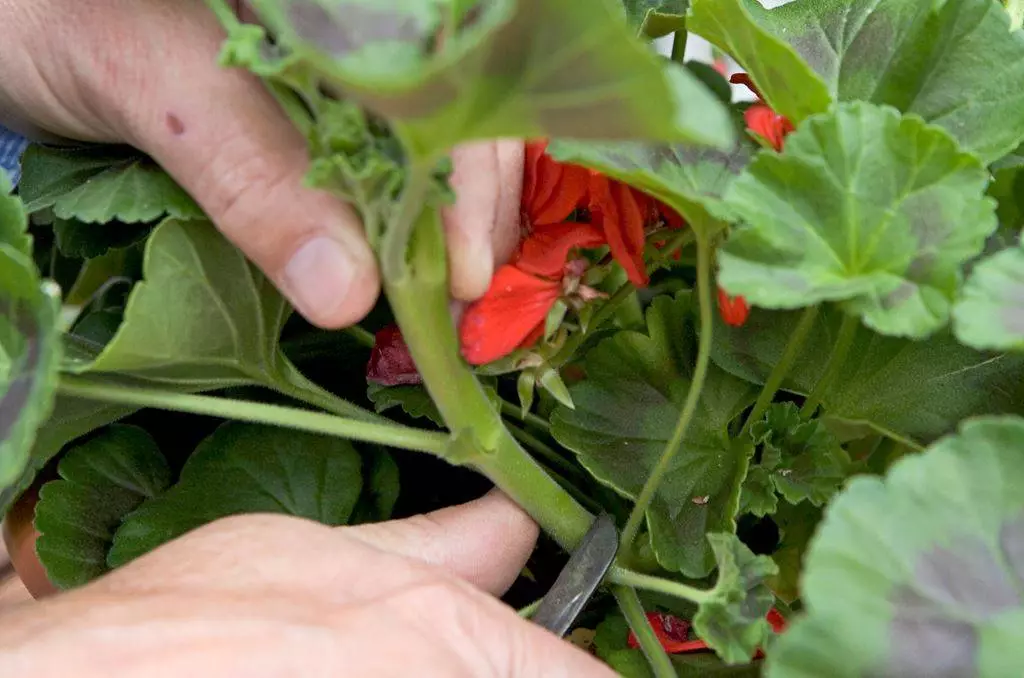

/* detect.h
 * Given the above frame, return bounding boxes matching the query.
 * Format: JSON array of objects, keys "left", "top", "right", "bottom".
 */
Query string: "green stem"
[
  {"left": 608, "top": 566, "right": 711, "bottom": 605},
  {"left": 550, "top": 281, "right": 636, "bottom": 369},
  {"left": 344, "top": 325, "right": 377, "bottom": 349},
  {"left": 506, "top": 423, "right": 581, "bottom": 481},
  {"left": 384, "top": 204, "right": 592, "bottom": 551},
  {"left": 670, "top": 27, "right": 688, "bottom": 64},
  {"left": 613, "top": 586, "right": 676, "bottom": 678},
  {"left": 517, "top": 598, "right": 543, "bottom": 619},
  {"left": 57, "top": 376, "right": 452, "bottom": 457},
  {"left": 204, "top": 0, "right": 240, "bottom": 28},
  {"left": 382, "top": 162, "right": 434, "bottom": 281},
  {"left": 499, "top": 399, "right": 551, "bottom": 434},
  {"left": 739, "top": 305, "right": 819, "bottom": 437},
  {"left": 272, "top": 359, "right": 383, "bottom": 423},
  {"left": 800, "top": 312, "right": 859, "bottom": 419},
  {"left": 619, "top": 236, "right": 714, "bottom": 553}
]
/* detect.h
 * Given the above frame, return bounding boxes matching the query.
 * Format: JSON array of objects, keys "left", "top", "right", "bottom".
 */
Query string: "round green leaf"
[
  {"left": 953, "top": 244, "right": 1024, "bottom": 351},
  {"left": 719, "top": 103, "right": 996, "bottom": 339},
  {"left": 766, "top": 416, "right": 1024, "bottom": 677},
  {"left": 108, "top": 422, "right": 365, "bottom": 567},
  {"left": 551, "top": 293, "right": 758, "bottom": 577},
  {"left": 34, "top": 425, "right": 172, "bottom": 589}
]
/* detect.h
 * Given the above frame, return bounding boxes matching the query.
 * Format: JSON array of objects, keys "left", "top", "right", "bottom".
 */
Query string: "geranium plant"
[{"left": 3, "top": 0, "right": 1024, "bottom": 674}]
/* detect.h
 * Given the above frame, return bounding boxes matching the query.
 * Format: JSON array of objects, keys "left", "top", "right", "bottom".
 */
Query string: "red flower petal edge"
[
  {"left": 460, "top": 266, "right": 562, "bottom": 365},
  {"left": 717, "top": 287, "right": 750, "bottom": 327},
  {"left": 515, "top": 222, "right": 606, "bottom": 278},
  {"left": 367, "top": 325, "right": 422, "bottom": 386},
  {"left": 744, "top": 104, "right": 795, "bottom": 152},
  {"left": 626, "top": 608, "right": 788, "bottom": 657}
]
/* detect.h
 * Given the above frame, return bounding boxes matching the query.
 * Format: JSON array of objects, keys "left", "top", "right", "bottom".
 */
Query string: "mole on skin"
[{"left": 166, "top": 113, "right": 186, "bottom": 136}]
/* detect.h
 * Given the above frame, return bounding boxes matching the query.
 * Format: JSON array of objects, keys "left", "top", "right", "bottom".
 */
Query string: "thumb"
[
  {"left": 120, "top": 3, "right": 378, "bottom": 328},
  {"left": 346, "top": 489, "right": 539, "bottom": 596}
]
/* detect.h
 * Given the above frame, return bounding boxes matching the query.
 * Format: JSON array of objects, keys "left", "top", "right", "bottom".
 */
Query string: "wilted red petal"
[
  {"left": 460, "top": 266, "right": 561, "bottom": 365},
  {"left": 590, "top": 175, "right": 649, "bottom": 287},
  {"left": 627, "top": 612, "right": 707, "bottom": 654},
  {"left": 367, "top": 325, "right": 422, "bottom": 386},
  {"left": 745, "top": 104, "right": 795, "bottom": 152},
  {"left": 729, "top": 72, "right": 763, "bottom": 100},
  {"left": 717, "top": 287, "right": 750, "bottom": 327},
  {"left": 515, "top": 222, "right": 606, "bottom": 278}
]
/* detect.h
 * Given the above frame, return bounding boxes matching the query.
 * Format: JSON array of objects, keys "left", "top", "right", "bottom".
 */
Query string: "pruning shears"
[{"left": 531, "top": 513, "right": 618, "bottom": 637}]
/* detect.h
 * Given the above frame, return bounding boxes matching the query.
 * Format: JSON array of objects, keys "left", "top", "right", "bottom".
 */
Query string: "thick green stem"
[
  {"left": 613, "top": 586, "right": 676, "bottom": 678},
  {"left": 384, "top": 203, "right": 592, "bottom": 551},
  {"left": 800, "top": 312, "right": 859, "bottom": 418},
  {"left": 670, "top": 27, "right": 688, "bottom": 64},
  {"left": 739, "top": 305, "right": 819, "bottom": 437},
  {"left": 619, "top": 236, "right": 714, "bottom": 553},
  {"left": 57, "top": 376, "right": 451, "bottom": 457},
  {"left": 506, "top": 422, "right": 582, "bottom": 481},
  {"left": 609, "top": 566, "right": 711, "bottom": 605}
]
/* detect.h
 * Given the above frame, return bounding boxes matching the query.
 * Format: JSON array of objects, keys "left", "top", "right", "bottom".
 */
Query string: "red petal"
[
  {"left": 533, "top": 162, "right": 589, "bottom": 226},
  {"left": 730, "top": 72, "right": 763, "bottom": 100},
  {"left": 515, "top": 222, "right": 606, "bottom": 278},
  {"left": 745, "top": 104, "right": 794, "bottom": 152},
  {"left": 460, "top": 266, "right": 561, "bottom": 365},
  {"left": 657, "top": 200, "right": 687, "bottom": 230},
  {"left": 590, "top": 176, "right": 649, "bottom": 287},
  {"left": 717, "top": 287, "right": 750, "bottom": 327},
  {"left": 767, "top": 608, "right": 787, "bottom": 634},
  {"left": 366, "top": 325, "right": 422, "bottom": 386},
  {"left": 522, "top": 140, "right": 547, "bottom": 211}
]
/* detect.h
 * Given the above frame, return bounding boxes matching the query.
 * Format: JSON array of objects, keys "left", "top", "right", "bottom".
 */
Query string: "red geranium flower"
[
  {"left": 627, "top": 608, "right": 788, "bottom": 657},
  {"left": 522, "top": 140, "right": 589, "bottom": 233},
  {"left": 717, "top": 288, "right": 750, "bottom": 327},
  {"left": 588, "top": 174, "right": 651, "bottom": 287},
  {"left": 729, "top": 73, "right": 794, "bottom": 153},
  {"left": 367, "top": 325, "right": 421, "bottom": 386}
]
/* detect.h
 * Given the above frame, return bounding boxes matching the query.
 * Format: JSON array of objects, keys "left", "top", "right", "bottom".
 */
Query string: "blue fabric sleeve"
[{"left": 0, "top": 124, "right": 28, "bottom": 185}]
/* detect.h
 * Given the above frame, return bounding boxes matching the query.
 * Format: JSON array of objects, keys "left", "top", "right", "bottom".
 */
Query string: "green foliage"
[
  {"left": 953, "top": 243, "right": 1024, "bottom": 351},
  {"left": 34, "top": 425, "right": 172, "bottom": 589},
  {"left": 767, "top": 416, "right": 1024, "bottom": 677},
  {"left": 245, "top": 0, "right": 734, "bottom": 157},
  {"left": 694, "top": 533, "right": 778, "bottom": 664},
  {"left": 108, "top": 423, "right": 367, "bottom": 567},
  {"left": 623, "top": 0, "right": 687, "bottom": 38},
  {"left": 712, "top": 306, "right": 1024, "bottom": 444},
  {"left": 719, "top": 103, "right": 995, "bottom": 339},
  {"left": 0, "top": 190, "right": 62, "bottom": 488},
  {"left": 552, "top": 293, "right": 758, "bottom": 577},
  {"left": 367, "top": 382, "right": 444, "bottom": 426},
  {"left": 742, "top": 404, "right": 848, "bottom": 516}
]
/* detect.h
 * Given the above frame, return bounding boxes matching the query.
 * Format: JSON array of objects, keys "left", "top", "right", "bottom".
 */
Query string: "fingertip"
[
  {"left": 449, "top": 236, "right": 496, "bottom": 301},
  {"left": 280, "top": 231, "right": 380, "bottom": 328}
]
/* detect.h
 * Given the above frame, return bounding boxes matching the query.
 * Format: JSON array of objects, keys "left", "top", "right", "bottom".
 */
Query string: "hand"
[
  {"left": 0, "top": 491, "right": 615, "bottom": 678},
  {"left": 0, "top": 0, "right": 523, "bottom": 326}
]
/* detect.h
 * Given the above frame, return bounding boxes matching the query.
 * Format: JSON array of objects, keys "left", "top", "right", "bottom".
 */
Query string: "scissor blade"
[{"left": 532, "top": 513, "right": 618, "bottom": 637}]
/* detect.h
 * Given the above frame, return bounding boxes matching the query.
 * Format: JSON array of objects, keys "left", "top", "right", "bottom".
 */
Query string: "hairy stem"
[
  {"left": 619, "top": 235, "right": 714, "bottom": 553},
  {"left": 272, "top": 359, "right": 383, "bottom": 423},
  {"left": 506, "top": 422, "right": 582, "bottom": 481},
  {"left": 57, "top": 376, "right": 452, "bottom": 457},
  {"left": 800, "top": 312, "right": 859, "bottom": 418},
  {"left": 609, "top": 566, "right": 711, "bottom": 605},
  {"left": 384, "top": 203, "right": 592, "bottom": 551},
  {"left": 614, "top": 586, "right": 676, "bottom": 678},
  {"left": 739, "top": 305, "right": 819, "bottom": 437}
]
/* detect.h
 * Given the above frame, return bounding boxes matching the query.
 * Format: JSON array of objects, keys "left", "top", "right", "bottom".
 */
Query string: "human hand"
[
  {"left": 0, "top": 491, "right": 616, "bottom": 678},
  {"left": 0, "top": 0, "right": 523, "bottom": 326}
]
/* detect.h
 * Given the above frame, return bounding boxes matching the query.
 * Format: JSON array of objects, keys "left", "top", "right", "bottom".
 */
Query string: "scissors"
[{"left": 531, "top": 513, "right": 619, "bottom": 637}]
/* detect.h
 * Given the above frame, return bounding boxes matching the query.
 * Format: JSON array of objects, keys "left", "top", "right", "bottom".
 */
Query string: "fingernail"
[
  {"left": 283, "top": 236, "right": 356, "bottom": 325},
  {"left": 451, "top": 235, "right": 495, "bottom": 301}
]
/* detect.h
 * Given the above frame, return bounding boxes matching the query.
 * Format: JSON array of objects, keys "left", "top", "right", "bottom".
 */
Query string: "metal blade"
[{"left": 532, "top": 513, "right": 618, "bottom": 637}]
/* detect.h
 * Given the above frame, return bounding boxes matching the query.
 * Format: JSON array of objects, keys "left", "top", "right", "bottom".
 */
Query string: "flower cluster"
[{"left": 459, "top": 140, "right": 685, "bottom": 365}]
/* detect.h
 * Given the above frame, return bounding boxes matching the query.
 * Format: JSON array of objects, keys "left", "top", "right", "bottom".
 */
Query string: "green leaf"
[
  {"left": 711, "top": 306, "right": 1024, "bottom": 444},
  {"left": 18, "top": 145, "right": 200, "bottom": 223},
  {"left": 249, "top": 0, "right": 734, "bottom": 156},
  {"left": 1007, "top": 0, "right": 1024, "bottom": 30},
  {"left": 34, "top": 425, "right": 172, "bottom": 589},
  {"left": 53, "top": 218, "right": 151, "bottom": 259},
  {"left": 738, "top": 466, "right": 777, "bottom": 518},
  {"left": 719, "top": 103, "right": 996, "bottom": 339},
  {"left": 703, "top": 0, "right": 1024, "bottom": 163},
  {"left": 548, "top": 125, "right": 754, "bottom": 237},
  {"left": 62, "top": 218, "right": 292, "bottom": 389},
  {"left": 0, "top": 242, "right": 63, "bottom": 488},
  {"left": 367, "top": 382, "right": 444, "bottom": 426},
  {"left": 687, "top": 0, "right": 832, "bottom": 125},
  {"left": 0, "top": 174, "right": 31, "bottom": 256},
  {"left": 623, "top": 0, "right": 687, "bottom": 38},
  {"left": 694, "top": 533, "right": 778, "bottom": 664},
  {"left": 953, "top": 243, "right": 1024, "bottom": 351},
  {"left": 551, "top": 293, "right": 758, "bottom": 576},
  {"left": 350, "top": 449, "right": 400, "bottom": 524},
  {"left": 766, "top": 416, "right": 1024, "bottom": 677},
  {"left": 0, "top": 396, "right": 138, "bottom": 516},
  {"left": 108, "top": 422, "right": 365, "bottom": 567},
  {"left": 767, "top": 502, "right": 822, "bottom": 604},
  {"left": 746, "top": 403, "right": 848, "bottom": 511}
]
